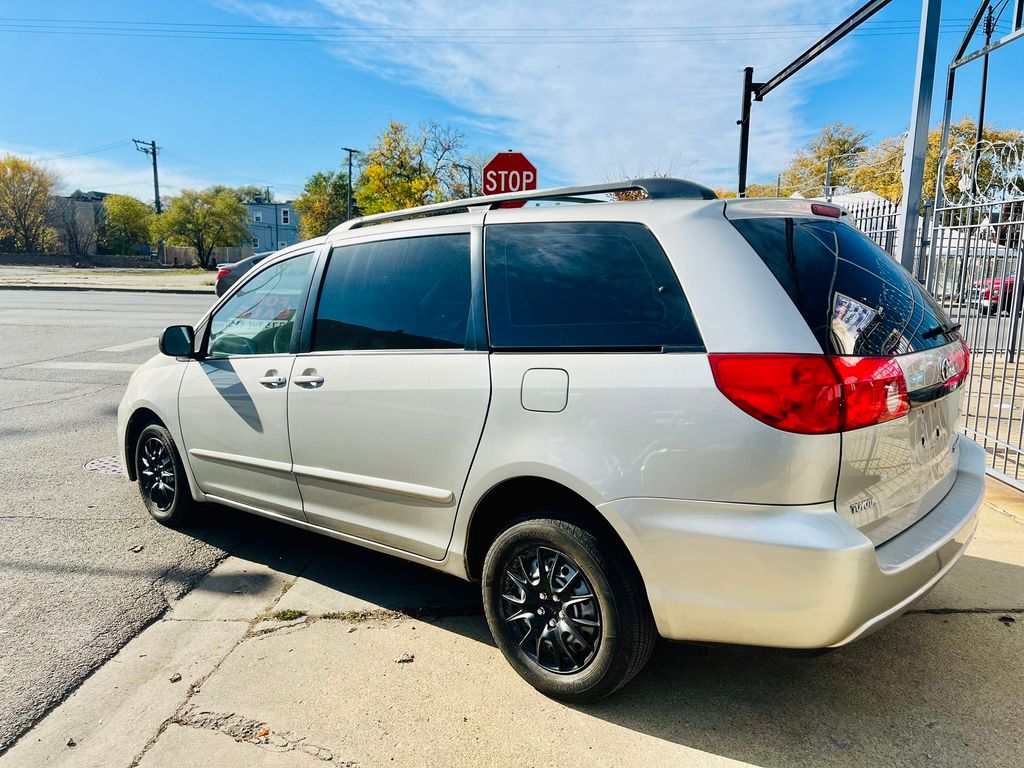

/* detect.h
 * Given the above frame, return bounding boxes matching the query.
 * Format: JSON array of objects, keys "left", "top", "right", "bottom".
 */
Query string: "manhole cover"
[{"left": 84, "top": 456, "right": 126, "bottom": 476}]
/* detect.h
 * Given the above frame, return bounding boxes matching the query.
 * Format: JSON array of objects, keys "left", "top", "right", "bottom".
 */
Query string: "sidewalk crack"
[{"left": 173, "top": 707, "right": 354, "bottom": 764}]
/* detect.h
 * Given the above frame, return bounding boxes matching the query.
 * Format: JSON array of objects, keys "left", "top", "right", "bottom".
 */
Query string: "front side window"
[
  {"left": 313, "top": 234, "right": 471, "bottom": 351},
  {"left": 207, "top": 252, "right": 314, "bottom": 357},
  {"left": 484, "top": 222, "right": 703, "bottom": 350}
]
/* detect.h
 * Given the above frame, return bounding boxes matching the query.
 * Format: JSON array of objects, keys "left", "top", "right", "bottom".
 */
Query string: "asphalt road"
[{"left": 0, "top": 289, "right": 226, "bottom": 752}]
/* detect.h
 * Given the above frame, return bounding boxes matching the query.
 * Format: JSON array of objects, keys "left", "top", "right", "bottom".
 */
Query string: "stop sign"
[{"left": 483, "top": 152, "right": 537, "bottom": 205}]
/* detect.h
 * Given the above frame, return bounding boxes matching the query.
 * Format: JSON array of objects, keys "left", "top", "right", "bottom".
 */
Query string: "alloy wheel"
[
  {"left": 499, "top": 545, "right": 602, "bottom": 674},
  {"left": 139, "top": 436, "right": 175, "bottom": 511}
]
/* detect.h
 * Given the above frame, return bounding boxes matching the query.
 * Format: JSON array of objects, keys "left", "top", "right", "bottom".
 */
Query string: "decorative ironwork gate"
[{"left": 924, "top": 139, "right": 1024, "bottom": 488}]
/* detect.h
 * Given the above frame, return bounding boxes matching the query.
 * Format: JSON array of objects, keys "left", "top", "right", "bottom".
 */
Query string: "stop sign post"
[{"left": 482, "top": 152, "right": 537, "bottom": 207}]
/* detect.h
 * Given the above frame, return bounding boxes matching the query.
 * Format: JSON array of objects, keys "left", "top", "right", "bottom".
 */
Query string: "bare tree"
[{"left": 50, "top": 196, "right": 98, "bottom": 260}]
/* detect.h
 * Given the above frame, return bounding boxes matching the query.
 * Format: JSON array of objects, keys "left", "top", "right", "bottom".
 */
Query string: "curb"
[{"left": 0, "top": 284, "right": 213, "bottom": 296}]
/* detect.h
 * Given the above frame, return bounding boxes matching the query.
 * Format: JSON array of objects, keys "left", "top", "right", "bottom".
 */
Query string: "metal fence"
[
  {"left": 846, "top": 197, "right": 900, "bottom": 254},
  {"left": 923, "top": 139, "right": 1024, "bottom": 488}
]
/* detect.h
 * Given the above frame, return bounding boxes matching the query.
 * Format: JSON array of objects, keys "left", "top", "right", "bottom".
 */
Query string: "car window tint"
[
  {"left": 731, "top": 217, "right": 955, "bottom": 355},
  {"left": 207, "top": 253, "right": 314, "bottom": 358},
  {"left": 313, "top": 234, "right": 471, "bottom": 351},
  {"left": 484, "top": 222, "right": 702, "bottom": 350}
]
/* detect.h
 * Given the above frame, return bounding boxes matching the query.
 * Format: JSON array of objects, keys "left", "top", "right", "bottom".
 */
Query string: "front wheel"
[
  {"left": 482, "top": 515, "right": 656, "bottom": 703},
  {"left": 135, "top": 423, "right": 195, "bottom": 526}
]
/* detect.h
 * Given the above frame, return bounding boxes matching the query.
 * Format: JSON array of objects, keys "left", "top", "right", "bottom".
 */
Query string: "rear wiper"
[{"left": 922, "top": 321, "right": 961, "bottom": 340}]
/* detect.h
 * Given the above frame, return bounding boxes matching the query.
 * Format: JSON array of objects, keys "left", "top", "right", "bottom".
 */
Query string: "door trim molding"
[
  {"left": 187, "top": 448, "right": 293, "bottom": 475},
  {"left": 291, "top": 463, "right": 455, "bottom": 505}
]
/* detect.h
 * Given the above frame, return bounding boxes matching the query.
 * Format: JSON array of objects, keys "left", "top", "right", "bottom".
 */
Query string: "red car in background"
[{"left": 971, "top": 274, "right": 1021, "bottom": 315}]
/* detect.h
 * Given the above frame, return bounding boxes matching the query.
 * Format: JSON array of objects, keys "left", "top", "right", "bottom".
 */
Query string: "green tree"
[
  {"left": 780, "top": 122, "right": 870, "bottom": 198},
  {"left": 151, "top": 188, "right": 250, "bottom": 269},
  {"left": 355, "top": 120, "right": 465, "bottom": 215},
  {"left": 210, "top": 184, "right": 275, "bottom": 204},
  {"left": 294, "top": 170, "right": 350, "bottom": 238},
  {"left": 0, "top": 154, "right": 57, "bottom": 253},
  {"left": 100, "top": 194, "right": 153, "bottom": 254}
]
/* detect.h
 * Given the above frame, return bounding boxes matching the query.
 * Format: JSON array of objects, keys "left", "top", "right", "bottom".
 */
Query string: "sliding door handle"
[
  {"left": 293, "top": 369, "right": 324, "bottom": 389},
  {"left": 258, "top": 371, "right": 287, "bottom": 388}
]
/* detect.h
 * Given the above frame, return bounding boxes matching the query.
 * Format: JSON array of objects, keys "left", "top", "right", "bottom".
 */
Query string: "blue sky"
[{"left": 1, "top": 0, "right": 1020, "bottom": 201}]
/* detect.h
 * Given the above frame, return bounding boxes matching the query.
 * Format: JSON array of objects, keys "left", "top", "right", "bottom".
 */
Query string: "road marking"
[
  {"left": 25, "top": 361, "right": 139, "bottom": 372},
  {"left": 98, "top": 337, "right": 157, "bottom": 352}
]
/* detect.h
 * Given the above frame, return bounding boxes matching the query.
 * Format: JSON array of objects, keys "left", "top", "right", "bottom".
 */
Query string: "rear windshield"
[{"left": 730, "top": 217, "right": 956, "bottom": 356}]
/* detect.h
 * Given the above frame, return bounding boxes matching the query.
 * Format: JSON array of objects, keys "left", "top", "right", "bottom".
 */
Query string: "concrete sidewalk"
[
  {"left": 5, "top": 480, "right": 1023, "bottom": 768},
  {"left": 0, "top": 266, "right": 214, "bottom": 294}
]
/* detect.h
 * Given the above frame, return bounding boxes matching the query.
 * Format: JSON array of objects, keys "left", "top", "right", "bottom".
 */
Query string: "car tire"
[
  {"left": 482, "top": 514, "right": 656, "bottom": 703},
  {"left": 135, "top": 423, "right": 196, "bottom": 527}
]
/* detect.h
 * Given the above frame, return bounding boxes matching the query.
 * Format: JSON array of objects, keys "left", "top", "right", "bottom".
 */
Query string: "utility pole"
[
  {"left": 776, "top": 173, "right": 782, "bottom": 198},
  {"left": 824, "top": 157, "right": 834, "bottom": 201},
  {"left": 133, "top": 139, "right": 161, "bottom": 213},
  {"left": 342, "top": 147, "right": 360, "bottom": 220},
  {"left": 972, "top": 3, "right": 996, "bottom": 193},
  {"left": 453, "top": 162, "right": 474, "bottom": 197}
]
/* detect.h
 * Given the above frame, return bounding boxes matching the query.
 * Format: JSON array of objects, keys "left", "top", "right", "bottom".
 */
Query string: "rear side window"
[
  {"left": 484, "top": 222, "right": 703, "bottom": 350},
  {"left": 730, "top": 217, "right": 955, "bottom": 356},
  {"left": 313, "top": 234, "right": 471, "bottom": 351}
]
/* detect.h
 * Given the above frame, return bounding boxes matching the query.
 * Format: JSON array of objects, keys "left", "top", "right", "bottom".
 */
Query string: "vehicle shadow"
[
  {"left": 183, "top": 506, "right": 1023, "bottom": 767},
  {"left": 192, "top": 503, "right": 483, "bottom": 622}
]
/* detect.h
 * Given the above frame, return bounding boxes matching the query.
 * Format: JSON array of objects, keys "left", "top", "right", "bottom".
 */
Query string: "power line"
[
  {"left": 0, "top": 21, "right": 988, "bottom": 45},
  {"left": 0, "top": 16, "right": 984, "bottom": 32},
  {"left": 48, "top": 139, "right": 132, "bottom": 160}
]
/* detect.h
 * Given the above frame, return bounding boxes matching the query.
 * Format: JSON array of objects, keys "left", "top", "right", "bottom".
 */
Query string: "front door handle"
[
  {"left": 258, "top": 370, "right": 287, "bottom": 388},
  {"left": 293, "top": 368, "right": 324, "bottom": 389}
]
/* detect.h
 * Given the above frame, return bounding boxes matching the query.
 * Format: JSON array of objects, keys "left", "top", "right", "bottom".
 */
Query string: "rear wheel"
[
  {"left": 135, "top": 423, "right": 195, "bottom": 526},
  {"left": 482, "top": 515, "right": 656, "bottom": 703}
]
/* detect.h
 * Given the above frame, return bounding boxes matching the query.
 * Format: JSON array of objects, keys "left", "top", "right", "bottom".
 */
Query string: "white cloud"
[{"left": 228, "top": 0, "right": 858, "bottom": 189}]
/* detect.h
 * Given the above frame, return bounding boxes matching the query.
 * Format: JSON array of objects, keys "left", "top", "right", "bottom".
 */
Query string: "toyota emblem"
[{"left": 940, "top": 357, "right": 953, "bottom": 381}]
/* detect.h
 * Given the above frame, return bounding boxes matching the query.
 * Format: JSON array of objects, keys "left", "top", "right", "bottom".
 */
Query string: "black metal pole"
[
  {"left": 737, "top": 66, "right": 754, "bottom": 197},
  {"left": 973, "top": 4, "right": 995, "bottom": 193}
]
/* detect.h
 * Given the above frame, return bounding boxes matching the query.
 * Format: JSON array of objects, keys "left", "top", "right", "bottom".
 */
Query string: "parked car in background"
[
  {"left": 214, "top": 251, "right": 273, "bottom": 296},
  {"left": 971, "top": 274, "right": 1020, "bottom": 315},
  {"left": 119, "top": 179, "right": 982, "bottom": 703}
]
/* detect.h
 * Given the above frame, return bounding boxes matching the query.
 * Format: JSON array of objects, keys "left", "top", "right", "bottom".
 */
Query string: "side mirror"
[{"left": 159, "top": 325, "right": 195, "bottom": 358}]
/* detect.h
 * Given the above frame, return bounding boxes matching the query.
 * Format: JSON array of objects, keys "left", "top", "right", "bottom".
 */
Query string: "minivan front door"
[
  {"left": 287, "top": 230, "right": 489, "bottom": 559},
  {"left": 179, "top": 251, "right": 316, "bottom": 520}
]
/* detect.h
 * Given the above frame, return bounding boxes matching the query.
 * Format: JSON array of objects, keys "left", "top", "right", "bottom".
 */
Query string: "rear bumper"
[{"left": 599, "top": 436, "right": 985, "bottom": 649}]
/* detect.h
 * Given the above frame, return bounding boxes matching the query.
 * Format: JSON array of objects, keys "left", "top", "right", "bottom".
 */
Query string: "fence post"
[{"left": 917, "top": 200, "right": 933, "bottom": 281}]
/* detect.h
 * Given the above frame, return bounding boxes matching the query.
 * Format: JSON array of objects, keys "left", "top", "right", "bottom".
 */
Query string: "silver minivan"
[{"left": 119, "top": 179, "right": 983, "bottom": 702}]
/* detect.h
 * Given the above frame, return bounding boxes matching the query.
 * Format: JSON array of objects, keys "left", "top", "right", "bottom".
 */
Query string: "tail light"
[
  {"left": 708, "top": 354, "right": 910, "bottom": 435},
  {"left": 216, "top": 268, "right": 231, "bottom": 281},
  {"left": 945, "top": 339, "right": 970, "bottom": 388}
]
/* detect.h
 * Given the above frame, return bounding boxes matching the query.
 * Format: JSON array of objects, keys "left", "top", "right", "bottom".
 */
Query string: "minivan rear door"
[{"left": 728, "top": 209, "right": 968, "bottom": 544}]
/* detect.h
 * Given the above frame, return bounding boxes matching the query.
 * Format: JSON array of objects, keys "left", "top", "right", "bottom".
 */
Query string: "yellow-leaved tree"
[
  {"left": 849, "top": 118, "right": 1024, "bottom": 205},
  {"left": 355, "top": 121, "right": 465, "bottom": 215},
  {"left": 0, "top": 154, "right": 57, "bottom": 253}
]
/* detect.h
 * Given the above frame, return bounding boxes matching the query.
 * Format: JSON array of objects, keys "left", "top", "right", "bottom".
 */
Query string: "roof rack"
[{"left": 330, "top": 177, "right": 717, "bottom": 233}]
